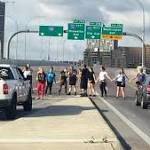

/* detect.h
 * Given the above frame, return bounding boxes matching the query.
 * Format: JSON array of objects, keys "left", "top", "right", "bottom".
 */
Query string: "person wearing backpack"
[
  {"left": 36, "top": 67, "right": 46, "bottom": 100},
  {"left": 45, "top": 66, "right": 56, "bottom": 95},
  {"left": 58, "top": 69, "right": 68, "bottom": 95},
  {"left": 113, "top": 68, "right": 128, "bottom": 99},
  {"left": 131, "top": 67, "right": 146, "bottom": 87}
]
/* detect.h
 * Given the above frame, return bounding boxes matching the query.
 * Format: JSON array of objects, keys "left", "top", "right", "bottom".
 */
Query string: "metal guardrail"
[{"left": 0, "top": 59, "right": 77, "bottom": 67}]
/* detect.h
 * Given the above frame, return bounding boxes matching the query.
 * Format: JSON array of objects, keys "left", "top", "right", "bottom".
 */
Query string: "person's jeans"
[
  {"left": 100, "top": 81, "right": 107, "bottom": 97},
  {"left": 45, "top": 82, "right": 53, "bottom": 94}
]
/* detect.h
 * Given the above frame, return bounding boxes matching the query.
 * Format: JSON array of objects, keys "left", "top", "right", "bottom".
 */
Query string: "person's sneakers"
[
  {"left": 74, "top": 92, "right": 77, "bottom": 96},
  {"left": 36, "top": 97, "right": 40, "bottom": 100},
  {"left": 80, "top": 94, "right": 84, "bottom": 97},
  {"left": 58, "top": 91, "right": 61, "bottom": 95},
  {"left": 67, "top": 92, "right": 71, "bottom": 95}
]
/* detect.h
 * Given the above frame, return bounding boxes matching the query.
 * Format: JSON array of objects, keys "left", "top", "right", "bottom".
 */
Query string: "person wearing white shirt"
[
  {"left": 98, "top": 66, "right": 112, "bottom": 97},
  {"left": 113, "top": 68, "right": 128, "bottom": 99},
  {"left": 23, "top": 65, "right": 33, "bottom": 89}
]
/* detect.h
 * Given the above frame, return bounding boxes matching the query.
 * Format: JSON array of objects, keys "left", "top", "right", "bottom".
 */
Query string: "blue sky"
[{"left": 3, "top": 0, "right": 150, "bottom": 60}]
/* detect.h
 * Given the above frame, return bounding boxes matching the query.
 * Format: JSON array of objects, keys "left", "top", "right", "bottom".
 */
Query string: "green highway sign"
[
  {"left": 73, "top": 19, "right": 85, "bottom": 24},
  {"left": 102, "top": 26, "right": 123, "bottom": 40},
  {"left": 86, "top": 25, "right": 101, "bottom": 39},
  {"left": 39, "top": 26, "right": 63, "bottom": 37},
  {"left": 90, "top": 22, "right": 101, "bottom": 26},
  {"left": 68, "top": 23, "right": 85, "bottom": 40},
  {"left": 111, "top": 24, "right": 123, "bottom": 28},
  {"left": 102, "top": 27, "right": 123, "bottom": 35}
]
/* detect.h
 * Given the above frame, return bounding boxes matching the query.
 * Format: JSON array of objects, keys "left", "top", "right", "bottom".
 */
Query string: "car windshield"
[{"left": 0, "top": 67, "right": 14, "bottom": 80}]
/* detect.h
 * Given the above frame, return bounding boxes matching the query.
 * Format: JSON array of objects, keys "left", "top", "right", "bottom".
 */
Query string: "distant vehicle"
[
  {"left": 0, "top": 64, "right": 32, "bottom": 119},
  {"left": 135, "top": 75, "right": 150, "bottom": 109}
]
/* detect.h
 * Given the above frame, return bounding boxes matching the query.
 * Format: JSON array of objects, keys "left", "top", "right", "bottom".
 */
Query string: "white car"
[{"left": 0, "top": 64, "right": 32, "bottom": 119}]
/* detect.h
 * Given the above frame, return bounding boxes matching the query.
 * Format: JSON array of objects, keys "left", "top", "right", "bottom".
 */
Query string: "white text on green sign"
[
  {"left": 68, "top": 23, "right": 85, "bottom": 40},
  {"left": 86, "top": 25, "right": 101, "bottom": 39},
  {"left": 102, "top": 27, "right": 123, "bottom": 35},
  {"left": 39, "top": 26, "right": 63, "bottom": 37}
]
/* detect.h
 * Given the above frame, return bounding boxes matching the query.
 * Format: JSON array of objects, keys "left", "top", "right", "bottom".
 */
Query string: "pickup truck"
[{"left": 0, "top": 64, "right": 32, "bottom": 119}]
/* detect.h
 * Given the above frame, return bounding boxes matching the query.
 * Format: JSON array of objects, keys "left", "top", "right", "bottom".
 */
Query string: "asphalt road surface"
[{"left": 92, "top": 75, "right": 150, "bottom": 149}]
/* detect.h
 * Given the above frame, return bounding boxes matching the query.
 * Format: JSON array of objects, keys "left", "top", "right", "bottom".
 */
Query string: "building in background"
[
  {"left": 84, "top": 39, "right": 113, "bottom": 66},
  {"left": 84, "top": 39, "right": 150, "bottom": 68},
  {"left": 145, "top": 45, "right": 150, "bottom": 67},
  {"left": 0, "top": 1, "right": 5, "bottom": 59},
  {"left": 112, "top": 47, "right": 142, "bottom": 68}
]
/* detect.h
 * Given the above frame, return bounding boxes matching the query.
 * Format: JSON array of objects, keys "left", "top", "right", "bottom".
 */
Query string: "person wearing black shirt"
[
  {"left": 58, "top": 69, "right": 68, "bottom": 95},
  {"left": 67, "top": 69, "right": 77, "bottom": 95},
  {"left": 88, "top": 67, "right": 96, "bottom": 96},
  {"left": 80, "top": 64, "right": 89, "bottom": 97}
]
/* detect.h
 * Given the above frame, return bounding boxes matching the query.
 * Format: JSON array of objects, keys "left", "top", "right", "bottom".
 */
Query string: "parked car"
[
  {"left": 135, "top": 75, "right": 150, "bottom": 109},
  {"left": 0, "top": 64, "right": 32, "bottom": 119}
]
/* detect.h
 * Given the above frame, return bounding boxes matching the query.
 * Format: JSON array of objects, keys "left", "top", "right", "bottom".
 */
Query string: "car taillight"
[
  {"left": 3, "top": 84, "right": 9, "bottom": 94},
  {"left": 146, "top": 85, "right": 150, "bottom": 94}
]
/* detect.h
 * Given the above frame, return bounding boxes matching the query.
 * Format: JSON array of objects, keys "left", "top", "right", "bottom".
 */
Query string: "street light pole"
[
  {"left": 136, "top": 0, "right": 145, "bottom": 68},
  {"left": 25, "top": 16, "right": 49, "bottom": 60},
  {"left": 5, "top": 16, "right": 18, "bottom": 59}
]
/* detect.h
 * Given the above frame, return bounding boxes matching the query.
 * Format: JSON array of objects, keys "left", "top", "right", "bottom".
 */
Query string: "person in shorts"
[
  {"left": 88, "top": 67, "right": 96, "bottom": 96},
  {"left": 67, "top": 69, "right": 77, "bottom": 95},
  {"left": 58, "top": 69, "right": 68, "bottom": 95},
  {"left": 113, "top": 68, "right": 128, "bottom": 99}
]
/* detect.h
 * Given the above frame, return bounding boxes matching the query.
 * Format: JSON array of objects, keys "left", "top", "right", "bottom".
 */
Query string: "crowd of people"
[
  {"left": 22, "top": 64, "right": 147, "bottom": 100},
  {"left": 34, "top": 64, "right": 97, "bottom": 99}
]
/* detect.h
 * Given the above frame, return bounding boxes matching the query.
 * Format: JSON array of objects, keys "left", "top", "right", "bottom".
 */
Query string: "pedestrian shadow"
[{"left": 19, "top": 105, "right": 96, "bottom": 118}]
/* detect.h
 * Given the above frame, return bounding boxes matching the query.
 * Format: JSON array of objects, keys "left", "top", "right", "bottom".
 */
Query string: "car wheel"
[
  {"left": 5, "top": 94, "right": 17, "bottom": 120},
  {"left": 135, "top": 94, "right": 141, "bottom": 106},
  {"left": 141, "top": 97, "right": 148, "bottom": 109},
  {"left": 23, "top": 90, "right": 32, "bottom": 111}
]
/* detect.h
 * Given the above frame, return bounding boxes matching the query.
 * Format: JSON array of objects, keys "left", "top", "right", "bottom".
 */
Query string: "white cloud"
[{"left": 4, "top": 0, "right": 150, "bottom": 60}]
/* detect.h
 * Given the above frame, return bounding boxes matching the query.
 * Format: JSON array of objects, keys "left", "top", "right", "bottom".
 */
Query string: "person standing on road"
[
  {"left": 97, "top": 66, "right": 112, "bottom": 97},
  {"left": 113, "top": 68, "right": 128, "bottom": 99},
  {"left": 88, "top": 67, "right": 96, "bottom": 97},
  {"left": 45, "top": 66, "right": 56, "bottom": 95},
  {"left": 58, "top": 69, "right": 68, "bottom": 95},
  {"left": 23, "top": 65, "right": 32, "bottom": 88},
  {"left": 26, "top": 64, "right": 33, "bottom": 90},
  {"left": 36, "top": 67, "right": 46, "bottom": 100},
  {"left": 67, "top": 69, "right": 77, "bottom": 95},
  {"left": 80, "top": 64, "right": 89, "bottom": 97},
  {"left": 132, "top": 67, "right": 146, "bottom": 87}
]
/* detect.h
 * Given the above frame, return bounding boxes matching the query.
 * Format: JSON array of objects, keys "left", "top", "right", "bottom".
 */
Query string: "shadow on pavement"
[
  {"left": 23, "top": 105, "right": 95, "bottom": 118},
  {"left": 0, "top": 105, "right": 95, "bottom": 120}
]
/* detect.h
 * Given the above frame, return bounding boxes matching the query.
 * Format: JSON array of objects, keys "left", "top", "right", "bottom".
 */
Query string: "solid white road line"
[{"left": 95, "top": 92, "right": 150, "bottom": 146}]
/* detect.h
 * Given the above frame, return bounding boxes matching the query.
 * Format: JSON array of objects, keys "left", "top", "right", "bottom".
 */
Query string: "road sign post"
[
  {"left": 67, "top": 23, "right": 85, "bottom": 40},
  {"left": 39, "top": 26, "right": 63, "bottom": 37}
]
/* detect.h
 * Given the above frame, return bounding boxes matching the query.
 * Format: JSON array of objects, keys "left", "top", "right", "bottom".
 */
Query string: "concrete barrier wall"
[{"left": 0, "top": 59, "right": 75, "bottom": 67}]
